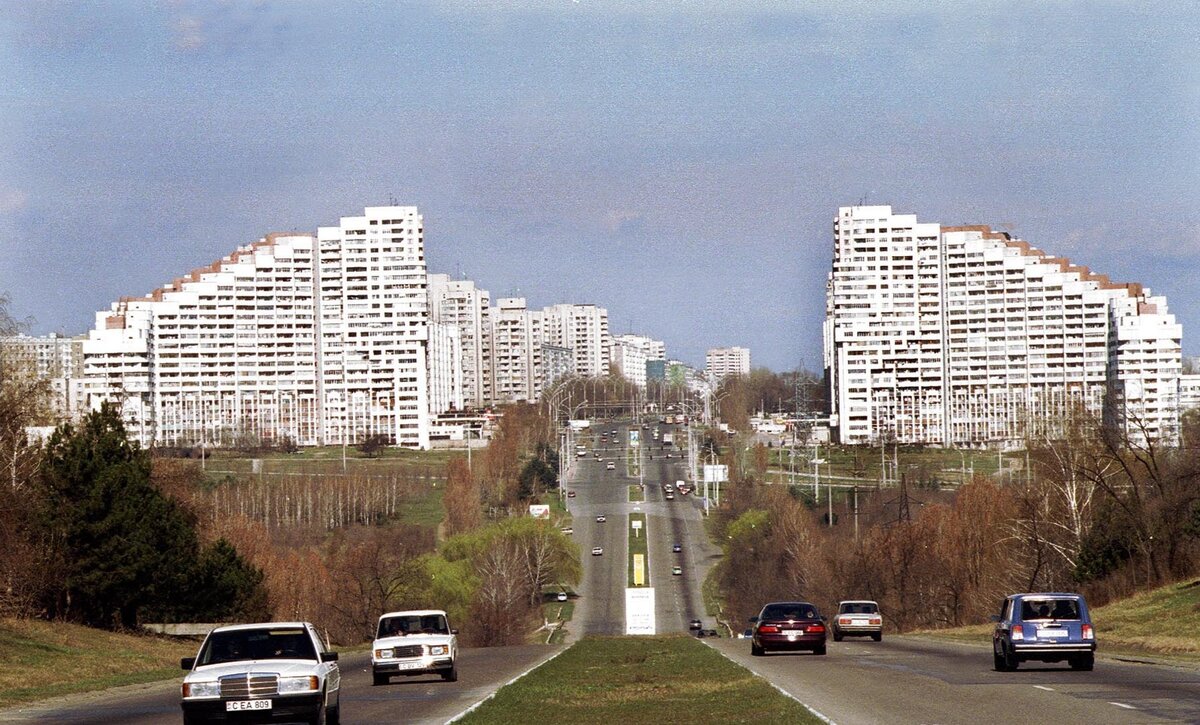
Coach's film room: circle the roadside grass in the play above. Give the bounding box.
[628,485,643,502]
[915,578,1200,664]
[456,636,823,725]
[628,513,648,587]
[399,484,445,527]
[0,618,195,708]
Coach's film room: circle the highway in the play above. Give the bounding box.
[0,645,561,725]
[567,421,720,637]
[709,635,1200,723]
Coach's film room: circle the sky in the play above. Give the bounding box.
[1,1,1198,371]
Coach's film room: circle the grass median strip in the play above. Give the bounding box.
[628,512,648,587]
[456,636,823,724]
[628,485,643,502]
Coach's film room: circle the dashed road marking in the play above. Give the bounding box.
[1034,685,1055,692]
[1109,702,1137,710]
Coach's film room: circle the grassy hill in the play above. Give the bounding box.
[0,618,195,708]
[918,578,1200,664]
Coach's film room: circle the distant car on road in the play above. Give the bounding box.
[833,600,883,642]
[180,621,340,725]
[689,619,702,630]
[672,543,682,553]
[665,492,674,500]
[557,591,568,602]
[672,566,682,576]
[371,610,458,686]
[992,592,1095,671]
[749,601,827,656]
[560,526,573,535]
[567,490,576,498]
[595,515,606,523]
[606,461,615,470]
[592,546,604,556]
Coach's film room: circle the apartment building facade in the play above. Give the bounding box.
[488,297,544,403]
[611,333,666,388]
[705,346,751,382]
[428,274,491,408]
[824,205,1182,447]
[542,303,610,378]
[0,333,87,420]
[85,206,445,449]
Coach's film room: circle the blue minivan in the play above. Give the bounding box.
[992,592,1096,671]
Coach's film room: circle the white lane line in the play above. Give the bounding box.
[444,645,572,723]
[1109,702,1137,710]
[704,643,836,724]
[1033,685,1055,692]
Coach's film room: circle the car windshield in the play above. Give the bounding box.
[1021,598,1080,620]
[761,603,819,620]
[198,628,317,665]
[377,614,450,638]
[839,602,879,614]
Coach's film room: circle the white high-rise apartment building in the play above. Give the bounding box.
[428,274,491,408]
[706,347,751,382]
[542,304,610,378]
[488,298,544,403]
[611,334,666,388]
[85,206,443,449]
[824,205,1182,447]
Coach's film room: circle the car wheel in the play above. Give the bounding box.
[372,672,389,686]
[309,698,327,725]
[751,643,765,656]
[833,630,843,642]
[1003,645,1020,671]
[182,713,206,725]
[327,703,341,725]
[1070,654,1094,671]
[442,664,458,682]
[872,632,882,642]
[993,649,1006,672]
[814,644,827,656]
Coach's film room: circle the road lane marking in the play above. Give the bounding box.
[1033,685,1055,692]
[445,645,572,723]
[1109,702,1137,710]
[704,643,836,724]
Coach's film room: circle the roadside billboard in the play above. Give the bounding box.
[625,588,656,635]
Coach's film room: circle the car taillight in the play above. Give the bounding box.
[1011,625,1024,641]
[806,624,825,634]
[1082,624,1093,640]
[759,625,779,634]
[869,617,881,625]
[839,617,852,625]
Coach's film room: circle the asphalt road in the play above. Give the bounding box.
[0,645,561,725]
[710,634,1200,724]
[567,422,721,637]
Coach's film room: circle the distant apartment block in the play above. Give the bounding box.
[542,303,610,378]
[85,206,448,449]
[824,205,1182,447]
[706,346,751,382]
[428,274,491,408]
[488,297,544,403]
[0,333,86,420]
[611,334,666,388]
[1180,374,1200,412]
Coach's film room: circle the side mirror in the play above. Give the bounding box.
[180,657,196,670]
[320,652,339,662]
[748,616,758,623]
[988,615,1001,623]
[451,629,459,635]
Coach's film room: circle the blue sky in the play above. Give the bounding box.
[2,1,1197,370]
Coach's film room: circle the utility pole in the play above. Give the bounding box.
[853,485,859,541]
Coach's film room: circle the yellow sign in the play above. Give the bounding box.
[633,554,645,586]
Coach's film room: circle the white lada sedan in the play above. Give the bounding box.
[371,609,458,685]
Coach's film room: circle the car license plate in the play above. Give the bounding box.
[226,699,272,712]
[1039,628,1067,638]
[397,661,424,670]
[786,631,799,641]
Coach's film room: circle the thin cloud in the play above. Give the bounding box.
[0,186,28,215]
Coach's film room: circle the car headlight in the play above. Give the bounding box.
[278,676,319,694]
[375,648,392,659]
[429,645,447,656]
[183,680,219,698]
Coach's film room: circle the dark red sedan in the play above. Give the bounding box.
[749,601,827,656]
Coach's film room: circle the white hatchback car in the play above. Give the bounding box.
[180,622,340,725]
[371,610,458,685]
